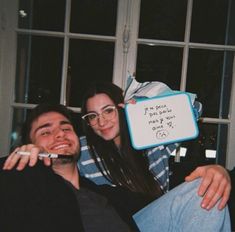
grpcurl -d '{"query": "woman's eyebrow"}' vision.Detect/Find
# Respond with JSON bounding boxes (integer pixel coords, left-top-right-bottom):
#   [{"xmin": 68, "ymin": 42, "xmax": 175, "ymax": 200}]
[
  {"xmin": 87, "ymin": 105, "xmax": 114, "ymax": 113},
  {"xmin": 101, "ymin": 104, "xmax": 114, "ymax": 110}
]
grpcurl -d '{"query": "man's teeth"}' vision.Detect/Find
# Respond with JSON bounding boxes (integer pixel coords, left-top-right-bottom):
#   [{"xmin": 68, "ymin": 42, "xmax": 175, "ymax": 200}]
[{"xmin": 53, "ymin": 144, "xmax": 69, "ymax": 150}]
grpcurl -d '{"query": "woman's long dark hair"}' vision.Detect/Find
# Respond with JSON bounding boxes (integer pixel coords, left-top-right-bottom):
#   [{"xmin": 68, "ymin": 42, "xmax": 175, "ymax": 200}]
[{"xmin": 81, "ymin": 82, "xmax": 163, "ymax": 200}]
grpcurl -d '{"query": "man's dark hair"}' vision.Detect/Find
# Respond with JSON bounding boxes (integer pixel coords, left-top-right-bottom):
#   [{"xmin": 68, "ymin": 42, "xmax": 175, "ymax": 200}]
[{"xmin": 21, "ymin": 103, "xmax": 76, "ymax": 144}]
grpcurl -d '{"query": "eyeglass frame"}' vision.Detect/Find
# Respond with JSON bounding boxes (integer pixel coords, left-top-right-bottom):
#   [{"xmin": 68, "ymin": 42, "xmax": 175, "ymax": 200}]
[{"xmin": 82, "ymin": 105, "xmax": 117, "ymax": 126}]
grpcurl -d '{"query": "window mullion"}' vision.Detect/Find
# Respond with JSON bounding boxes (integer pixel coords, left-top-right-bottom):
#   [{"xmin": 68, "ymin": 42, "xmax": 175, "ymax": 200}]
[
  {"xmin": 112, "ymin": 0, "xmax": 127, "ymax": 88},
  {"xmin": 124, "ymin": 0, "xmax": 141, "ymax": 88},
  {"xmin": 0, "ymin": 0, "xmax": 18, "ymax": 156},
  {"xmin": 226, "ymin": 55, "xmax": 235, "ymax": 169},
  {"xmin": 113, "ymin": 0, "xmax": 139, "ymax": 89},
  {"xmin": 180, "ymin": 0, "xmax": 193, "ymax": 91},
  {"xmin": 60, "ymin": 0, "xmax": 71, "ymax": 106}
]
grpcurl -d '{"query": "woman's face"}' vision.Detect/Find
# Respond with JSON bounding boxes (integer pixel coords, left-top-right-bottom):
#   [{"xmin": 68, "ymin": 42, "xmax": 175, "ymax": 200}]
[{"xmin": 85, "ymin": 93, "xmax": 121, "ymax": 146}]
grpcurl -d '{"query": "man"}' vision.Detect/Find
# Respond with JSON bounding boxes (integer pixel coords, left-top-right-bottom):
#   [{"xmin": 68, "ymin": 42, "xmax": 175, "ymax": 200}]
[
  {"xmin": 0, "ymin": 103, "xmax": 231, "ymax": 232},
  {"xmin": 0, "ymin": 104, "xmax": 134, "ymax": 231}
]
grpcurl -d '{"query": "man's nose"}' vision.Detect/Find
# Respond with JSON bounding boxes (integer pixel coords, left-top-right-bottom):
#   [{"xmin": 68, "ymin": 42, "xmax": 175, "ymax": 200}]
[{"xmin": 54, "ymin": 128, "xmax": 65, "ymax": 138}]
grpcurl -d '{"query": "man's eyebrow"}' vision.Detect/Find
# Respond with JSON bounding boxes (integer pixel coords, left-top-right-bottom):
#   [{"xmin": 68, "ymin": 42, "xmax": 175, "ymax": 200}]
[
  {"xmin": 33, "ymin": 120, "xmax": 72, "ymax": 135},
  {"xmin": 60, "ymin": 120, "xmax": 72, "ymax": 126},
  {"xmin": 33, "ymin": 123, "xmax": 51, "ymax": 135}
]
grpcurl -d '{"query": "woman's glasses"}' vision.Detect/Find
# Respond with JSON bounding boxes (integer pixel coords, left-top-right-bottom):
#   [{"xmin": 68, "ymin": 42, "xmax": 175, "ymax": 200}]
[{"xmin": 82, "ymin": 105, "xmax": 117, "ymax": 126}]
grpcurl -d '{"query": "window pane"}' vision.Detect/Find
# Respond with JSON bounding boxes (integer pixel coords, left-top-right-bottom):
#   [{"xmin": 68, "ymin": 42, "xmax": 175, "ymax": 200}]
[
  {"xmin": 139, "ymin": 0, "xmax": 187, "ymax": 41},
  {"xmin": 18, "ymin": 0, "xmax": 66, "ymax": 31},
  {"xmin": 191, "ymin": 0, "xmax": 235, "ymax": 45},
  {"xmin": 135, "ymin": 45, "xmax": 183, "ymax": 90},
  {"xmin": 10, "ymin": 108, "xmax": 29, "ymax": 151},
  {"xmin": 176, "ymin": 123, "xmax": 228, "ymax": 166},
  {"xmin": 15, "ymin": 35, "xmax": 64, "ymax": 104},
  {"xmin": 67, "ymin": 39, "xmax": 114, "ymax": 107},
  {"xmin": 70, "ymin": 0, "xmax": 117, "ymax": 36},
  {"xmin": 186, "ymin": 49, "xmax": 233, "ymax": 118}
]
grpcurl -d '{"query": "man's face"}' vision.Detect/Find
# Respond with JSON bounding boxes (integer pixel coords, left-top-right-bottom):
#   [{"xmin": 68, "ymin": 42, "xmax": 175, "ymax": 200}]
[{"xmin": 29, "ymin": 112, "xmax": 80, "ymax": 158}]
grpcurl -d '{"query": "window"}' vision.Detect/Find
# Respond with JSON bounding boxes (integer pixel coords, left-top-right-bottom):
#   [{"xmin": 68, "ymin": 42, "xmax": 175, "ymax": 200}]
[
  {"xmin": 133, "ymin": 0, "xmax": 235, "ymax": 168},
  {"xmin": 1, "ymin": 0, "xmax": 235, "ymax": 169}
]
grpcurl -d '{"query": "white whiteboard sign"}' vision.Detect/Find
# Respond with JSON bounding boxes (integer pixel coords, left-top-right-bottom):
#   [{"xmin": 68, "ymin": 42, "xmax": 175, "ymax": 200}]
[{"xmin": 125, "ymin": 93, "xmax": 199, "ymax": 150}]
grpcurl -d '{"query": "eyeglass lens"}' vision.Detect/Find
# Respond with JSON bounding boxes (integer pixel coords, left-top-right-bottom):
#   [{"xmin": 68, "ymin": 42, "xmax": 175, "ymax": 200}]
[{"xmin": 84, "ymin": 106, "xmax": 116, "ymax": 126}]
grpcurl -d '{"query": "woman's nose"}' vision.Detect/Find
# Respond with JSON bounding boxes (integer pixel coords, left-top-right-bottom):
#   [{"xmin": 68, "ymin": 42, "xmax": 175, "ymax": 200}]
[{"xmin": 97, "ymin": 114, "xmax": 107, "ymax": 126}]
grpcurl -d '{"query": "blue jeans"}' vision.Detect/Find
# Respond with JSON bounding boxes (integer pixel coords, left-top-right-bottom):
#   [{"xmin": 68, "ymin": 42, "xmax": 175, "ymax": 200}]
[{"xmin": 133, "ymin": 179, "xmax": 231, "ymax": 232}]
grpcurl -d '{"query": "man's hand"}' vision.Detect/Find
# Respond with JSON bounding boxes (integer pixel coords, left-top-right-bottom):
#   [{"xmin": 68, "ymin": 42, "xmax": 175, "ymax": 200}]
[
  {"xmin": 3, "ymin": 144, "xmax": 51, "ymax": 170},
  {"xmin": 185, "ymin": 165, "xmax": 231, "ymax": 210}
]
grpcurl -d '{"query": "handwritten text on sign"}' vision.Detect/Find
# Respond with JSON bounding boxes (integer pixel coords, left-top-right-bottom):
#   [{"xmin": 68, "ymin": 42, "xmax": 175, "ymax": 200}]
[{"xmin": 125, "ymin": 93, "xmax": 199, "ymax": 150}]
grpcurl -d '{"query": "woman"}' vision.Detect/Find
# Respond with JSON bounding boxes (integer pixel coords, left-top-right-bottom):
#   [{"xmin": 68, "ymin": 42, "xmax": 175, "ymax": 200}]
[
  {"xmin": 81, "ymin": 82, "xmax": 165, "ymax": 199},
  {"xmin": 79, "ymin": 81, "xmax": 231, "ymax": 210}
]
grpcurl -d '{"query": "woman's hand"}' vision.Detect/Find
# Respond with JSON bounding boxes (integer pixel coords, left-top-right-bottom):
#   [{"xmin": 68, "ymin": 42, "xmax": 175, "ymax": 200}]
[
  {"xmin": 118, "ymin": 99, "xmax": 136, "ymax": 108},
  {"xmin": 185, "ymin": 165, "xmax": 231, "ymax": 210},
  {"xmin": 3, "ymin": 144, "xmax": 51, "ymax": 170}
]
